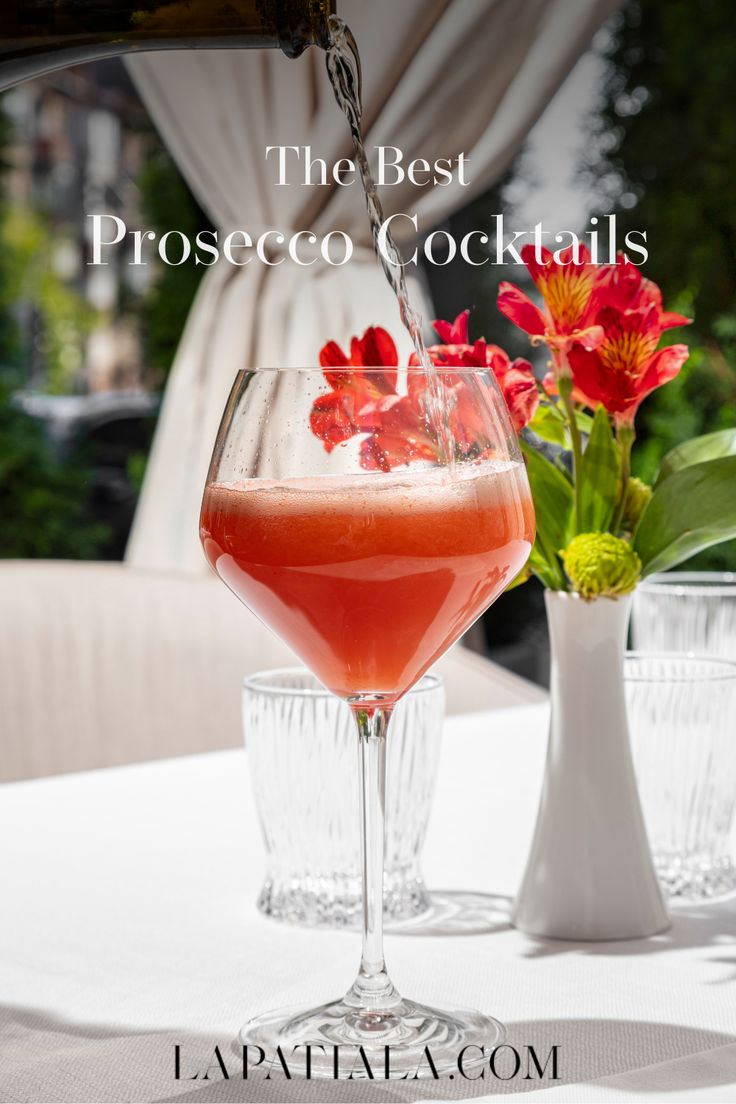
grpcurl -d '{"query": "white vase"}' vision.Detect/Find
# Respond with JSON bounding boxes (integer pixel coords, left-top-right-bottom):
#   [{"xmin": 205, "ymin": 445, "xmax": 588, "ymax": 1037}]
[{"xmin": 513, "ymin": 590, "xmax": 669, "ymax": 941}]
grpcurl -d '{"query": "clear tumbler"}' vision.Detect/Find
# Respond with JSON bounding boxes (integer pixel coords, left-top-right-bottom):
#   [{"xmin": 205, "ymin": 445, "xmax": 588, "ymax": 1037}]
[
  {"xmin": 632, "ymin": 572, "xmax": 736, "ymax": 659},
  {"xmin": 243, "ymin": 668, "xmax": 443, "ymax": 927},
  {"xmin": 625, "ymin": 652, "xmax": 736, "ymax": 900}
]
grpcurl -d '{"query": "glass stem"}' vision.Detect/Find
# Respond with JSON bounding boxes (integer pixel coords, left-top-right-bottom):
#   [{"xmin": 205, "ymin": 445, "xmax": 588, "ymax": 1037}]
[{"xmin": 345, "ymin": 704, "xmax": 401, "ymax": 1014}]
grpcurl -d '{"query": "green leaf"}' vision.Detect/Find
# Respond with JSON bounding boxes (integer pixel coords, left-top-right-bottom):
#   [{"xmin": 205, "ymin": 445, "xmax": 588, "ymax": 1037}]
[
  {"xmin": 578, "ymin": 405, "xmax": 621, "ymax": 533},
  {"xmin": 634, "ymin": 457, "xmax": 736, "ymax": 575},
  {"xmin": 575, "ymin": 409, "xmax": 594, "ymax": 436},
  {"xmin": 527, "ymin": 404, "xmax": 593, "ymax": 449},
  {"xmin": 522, "ymin": 441, "xmax": 574, "ymax": 548},
  {"xmin": 529, "ymin": 404, "xmax": 567, "ymax": 448},
  {"xmin": 522, "ymin": 440, "xmax": 574, "ymax": 589},
  {"xmin": 656, "ymin": 428, "xmax": 736, "ymax": 485},
  {"xmin": 529, "ymin": 542, "xmax": 566, "ymax": 590}
]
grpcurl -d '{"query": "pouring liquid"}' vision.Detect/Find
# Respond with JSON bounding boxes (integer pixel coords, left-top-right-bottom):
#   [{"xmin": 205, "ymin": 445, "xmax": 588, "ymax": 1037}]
[{"xmin": 325, "ymin": 16, "xmax": 455, "ymax": 466}]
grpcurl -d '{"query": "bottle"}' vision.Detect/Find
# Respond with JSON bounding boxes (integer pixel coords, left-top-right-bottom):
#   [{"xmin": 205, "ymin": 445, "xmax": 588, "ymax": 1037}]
[{"xmin": 0, "ymin": 1, "xmax": 336, "ymax": 91}]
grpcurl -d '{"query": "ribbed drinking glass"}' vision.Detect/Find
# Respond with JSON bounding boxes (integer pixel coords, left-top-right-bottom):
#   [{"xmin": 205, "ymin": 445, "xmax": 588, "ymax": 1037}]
[
  {"xmin": 632, "ymin": 572, "xmax": 736, "ymax": 659},
  {"xmin": 625, "ymin": 652, "xmax": 736, "ymax": 900},
  {"xmin": 244, "ymin": 668, "xmax": 443, "ymax": 927}
]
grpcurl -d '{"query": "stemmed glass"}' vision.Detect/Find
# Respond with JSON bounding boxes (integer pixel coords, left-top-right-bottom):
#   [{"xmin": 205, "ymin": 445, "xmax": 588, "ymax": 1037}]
[{"xmin": 199, "ymin": 366, "xmax": 535, "ymax": 1078}]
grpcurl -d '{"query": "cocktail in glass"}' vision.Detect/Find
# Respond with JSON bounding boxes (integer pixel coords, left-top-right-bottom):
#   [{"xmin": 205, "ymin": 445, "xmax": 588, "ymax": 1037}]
[{"xmin": 200, "ymin": 366, "xmax": 534, "ymax": 1078}]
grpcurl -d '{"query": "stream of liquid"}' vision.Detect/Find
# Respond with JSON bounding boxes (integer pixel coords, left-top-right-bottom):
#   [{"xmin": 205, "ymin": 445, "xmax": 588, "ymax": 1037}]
[{"xmin": 325, "ymin": 16, "xmax": 454, "ymax": 464}]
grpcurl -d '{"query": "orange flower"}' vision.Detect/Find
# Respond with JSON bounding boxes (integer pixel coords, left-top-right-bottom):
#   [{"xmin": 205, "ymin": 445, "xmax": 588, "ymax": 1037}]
[
  {"xmin": 500, "ymin": 249, "xmax": 691, "ymax": 424},
  {"xmin": 497, "ymin": 245, "xmax": 607, "ymax": 360},
  {"xmin": 566, "ymin": 302, "xmax": 690, "ymax": 426}
]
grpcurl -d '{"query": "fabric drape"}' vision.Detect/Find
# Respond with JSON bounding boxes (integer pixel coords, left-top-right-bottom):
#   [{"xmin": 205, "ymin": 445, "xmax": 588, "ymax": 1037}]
[{"xmin": 125, "ymin": 0, "xmax": 619, "ymax": 573}]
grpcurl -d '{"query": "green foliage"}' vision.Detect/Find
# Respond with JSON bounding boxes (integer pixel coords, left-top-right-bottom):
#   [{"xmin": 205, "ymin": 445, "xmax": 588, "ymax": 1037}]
[
  {"xmin": 588, "ymin": 0, "xmax": 736, "ymax": 569},
  {"xmin": 577, "ymin": 405, "xmax": 621, "ymax": 533},
  {"xmin": 528, "ymin": 404, "xmax": 568, "ymax": 448},
  {"xmin": 621, "ymin": 476, "xmax": 652, "ymax": 533},
  {"xmin": 655, "ymin": 427, "xmax": 736, "ymax": 483},
  {"xmin": 523, "ymin": 404, "xmax": 625, "ymax": 591},
  {"xmin": 630, "ymin": 342, "xmax": 736, "ymax": 569},
  {"xmin": 529, "ymin": 403, "xmax": 594, "ymax": 450},
  {"xmin": 520, "ymin": 439, "xmax": 572, "ymax": 590},
  {"xmin": 137, "ymin": 145, "xmax": 212, "ymax": 385},
  {"xmin": 0, "ymin": 98, "xmax": 207, "ymax": 561},
  {"xmin": 634, "ymin": 456, "xmax": 736, "ymax": 574},
  {"xmin": 632, "ymin": 429, "xmax": 736, "ymax": 574},
  {"xmin": 0, "ymin": 100, "xmax": 106, "ymax": 559},
  {"xmin": 523, "ymin": 406, "xmax": 736, "ymax": 591},
  {"xmin": 126, "ymin": 450, "xmax": 148, "ymax": 494},
  {"xmin": 590, "ymin": 0, "xmax": 736, "ymax": 331},
  {"xmin": 0, "ymin": 372, "xmax": 108, "ymax": 558},
  {"xmin": 2, "ymin": 208, "xmax": 97, "ymax": 392},
  {"xmin": 632, "ymin": 343, "xmax": 736, "ymax": 483}
]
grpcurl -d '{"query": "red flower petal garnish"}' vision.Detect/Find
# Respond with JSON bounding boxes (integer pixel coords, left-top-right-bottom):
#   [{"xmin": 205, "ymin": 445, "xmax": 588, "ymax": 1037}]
[
  {"xmin": 312, "ymin": 315, "xmax": 539, "ymax": 470},
  {"xmin": 310, "ymin": 390, "xmax": 363, "ymax": 452},
  {"xmin": 348, "ymin": 326, "xmax": 399, "ymax": 379},
  {"xmin": 432, "ymin": 310, "xmax": 471, "ymax": 345},
  {"xmin": 496, "ymin": 358, "xmax": 541, "ymax": 432}
]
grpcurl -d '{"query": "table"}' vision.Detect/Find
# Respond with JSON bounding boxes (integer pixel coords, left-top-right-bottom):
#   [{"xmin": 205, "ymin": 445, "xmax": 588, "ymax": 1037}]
[{"xmin": 1, "ymin": 704, "xmax": 735, "ymax": 1103}]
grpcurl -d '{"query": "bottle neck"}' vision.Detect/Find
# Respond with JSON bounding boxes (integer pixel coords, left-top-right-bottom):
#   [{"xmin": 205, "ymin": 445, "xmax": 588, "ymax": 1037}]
[
  {"xmin": 277, "ymin": 0, "xmax": 334, "ymax": 57},
  {"xmin": 0, "ymin": 1, "xmax": 336, "ymax": 91}
]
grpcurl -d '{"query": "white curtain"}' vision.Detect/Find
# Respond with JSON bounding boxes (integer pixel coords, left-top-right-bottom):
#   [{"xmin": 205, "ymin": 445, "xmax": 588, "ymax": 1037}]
[{"xmin": 125, "ymin": 0, "xmax": 618, "ymax": 573}]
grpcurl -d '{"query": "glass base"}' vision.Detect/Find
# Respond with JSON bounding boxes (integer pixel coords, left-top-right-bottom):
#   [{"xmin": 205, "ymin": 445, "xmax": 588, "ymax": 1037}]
[
  {"xmin": 257, "ymin": 872, "xmax": 431, "ymax": 929},
  {"xmin": 656, "ymin": 853, "xmax": 736, "ymax": 902},
  {"xmin": 240, "ymin": 996, "xmax": 505, "ymax": 1080}
]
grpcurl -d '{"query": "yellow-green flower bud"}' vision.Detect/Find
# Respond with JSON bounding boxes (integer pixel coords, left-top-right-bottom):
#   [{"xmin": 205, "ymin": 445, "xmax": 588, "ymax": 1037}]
[
  {"xmin": 622, "ymin": 477, "xmax": 653, "ymax": 533},
  {"xmin": 561, "ymin": 533, "xmax": 642, "ymax": 600}
]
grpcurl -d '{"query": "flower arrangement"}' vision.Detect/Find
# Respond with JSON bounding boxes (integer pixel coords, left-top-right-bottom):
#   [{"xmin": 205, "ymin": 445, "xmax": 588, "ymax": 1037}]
[
  {"xmin": 499, "ymin": 247, "xmax": 736, "ymax": 595},
  {"xmin": 312, "ymin": 249, "xmax": 736, "ymax": 599}
]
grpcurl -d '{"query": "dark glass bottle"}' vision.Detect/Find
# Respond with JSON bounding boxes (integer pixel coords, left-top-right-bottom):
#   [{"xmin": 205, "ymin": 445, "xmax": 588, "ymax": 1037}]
[{"xmin": 0, "ymin": 1, "xmax": 335, "ymax": 90}]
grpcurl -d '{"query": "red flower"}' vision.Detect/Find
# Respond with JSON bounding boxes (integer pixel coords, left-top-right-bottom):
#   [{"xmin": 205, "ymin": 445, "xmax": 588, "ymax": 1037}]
[
  {"xmin": 311, "ymin": 326, "xmax": 438, "ymax": 471},
  {"xmin": 598, "ymin": 259, "xmax": 691, "ymax": 332},
  {"xmin": 566, "ymin": 303, "xmax": 690, "ymax": 426},
  {"xmin": 498, "ymin": 248, "xmax": 691, "ymax": 424},
  {"xmin": 310, "ymin": 327, "xmax": 401, "ymax": 453},
  {"xmin": 497, "ymin": 245, "xmax": 607, "ymax": 357},
  {"xmin": 311, "ymin": 314, "xmax": 538, "ymax": 471},
  {"xmin": 412, "ymin": 311, "xmax": 539, "ymax": 432}
]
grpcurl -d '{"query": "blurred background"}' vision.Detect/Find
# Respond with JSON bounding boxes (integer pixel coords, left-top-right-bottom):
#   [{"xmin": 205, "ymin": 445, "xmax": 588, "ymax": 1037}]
[{"xmin": 1, "ymin": 0, "xmax": 734, "ymax": 687}]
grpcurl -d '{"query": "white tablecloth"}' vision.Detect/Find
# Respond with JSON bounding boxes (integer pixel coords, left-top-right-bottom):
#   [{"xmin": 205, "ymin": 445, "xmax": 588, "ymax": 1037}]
[{"xmin": 1, "ymin": 704, "xmax": 735, "ymax": 1103}]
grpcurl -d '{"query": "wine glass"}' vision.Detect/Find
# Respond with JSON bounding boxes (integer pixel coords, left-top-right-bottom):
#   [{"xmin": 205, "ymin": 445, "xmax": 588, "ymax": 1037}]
[{"xmin": 200, "ymin": 366, "xmax": 535, "ymax": 1079}]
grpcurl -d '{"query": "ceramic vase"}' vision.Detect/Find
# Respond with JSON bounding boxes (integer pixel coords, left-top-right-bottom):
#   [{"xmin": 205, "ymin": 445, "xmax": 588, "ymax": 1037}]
[{"xmin": 512, "ymin": 590, "xmax": 669, "ymax": 941}]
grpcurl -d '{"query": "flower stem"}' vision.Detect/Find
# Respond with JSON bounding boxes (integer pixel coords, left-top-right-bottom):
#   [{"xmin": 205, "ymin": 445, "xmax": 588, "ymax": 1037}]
[
  {"xmin": 558, "ymin": 374, "xmax": 583, "ymax": 535},
  {"xmin": 612, "ymin": 422, "xmax": 635, "ymax": 536},
  {"xmin": 543, "ymin": 395, "xmax": 568, "ymax": 422}
]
